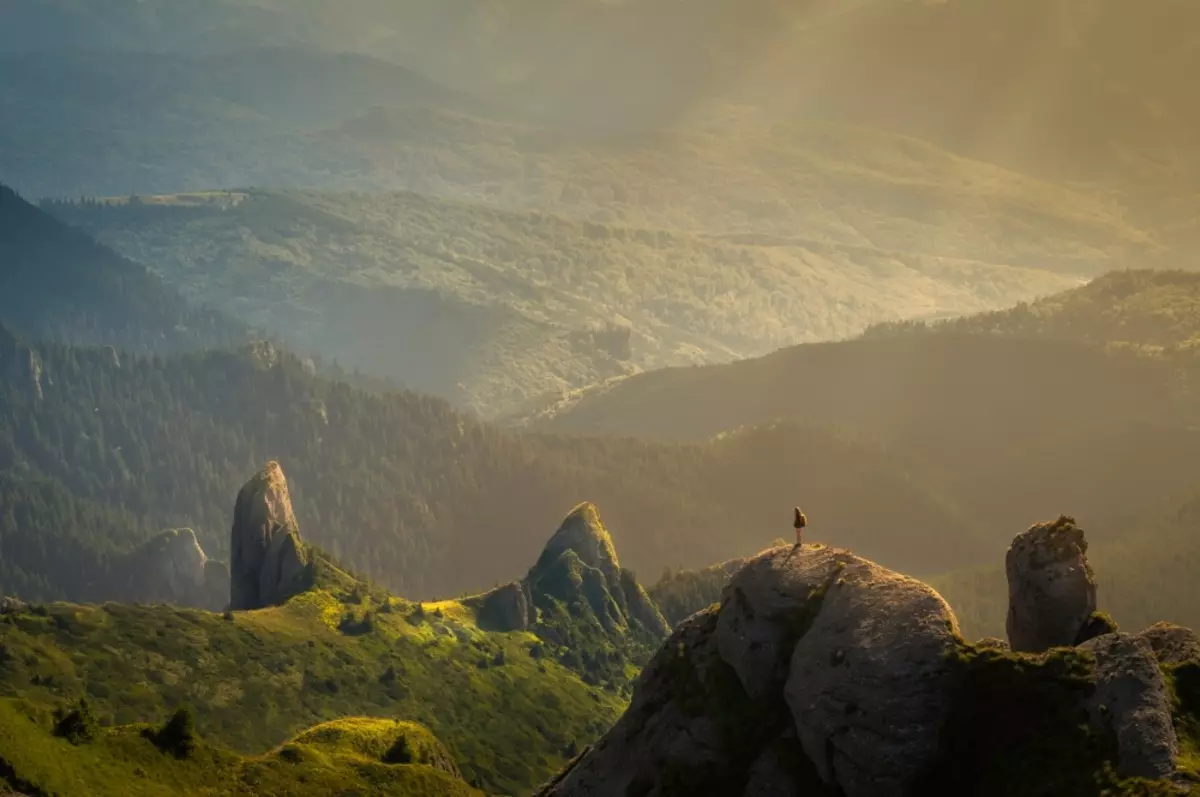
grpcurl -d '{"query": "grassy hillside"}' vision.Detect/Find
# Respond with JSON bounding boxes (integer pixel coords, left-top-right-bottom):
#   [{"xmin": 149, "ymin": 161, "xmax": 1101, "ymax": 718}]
[
  {"xmin": 0, "ymin": 699, "xmax": 480, "ymax": 796},
  {"xmin": 47, "ymin": 184, "xmax": 1088, "ymax": 415},
  {"xmin": 0, "ymin": 578, "xmax": 624, "ymax": 794}
]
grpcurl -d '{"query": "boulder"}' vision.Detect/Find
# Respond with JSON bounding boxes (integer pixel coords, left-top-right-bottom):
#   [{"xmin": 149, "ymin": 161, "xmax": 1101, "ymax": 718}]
[
  {"xmin": 229, "ymin": 461, "xmax": 311, "ymax": 610},
  {"xmin": 784, "ymin": 556, "xmax": 961, "ymax": 797},
  {"xmin": 1006, "ymin": 516, "xmax": 1097, "ymax": 653},
  {"xmin": 715, "ymin": 545, "xmax": 850, "ymax": 701},
  {"xmin": 1138, "ymin": 622, "xmax": 1200, "ymax": 666},
  {"xmin": 1080, "ymin": 633, "xmax": 1179, "ymax": 779}
]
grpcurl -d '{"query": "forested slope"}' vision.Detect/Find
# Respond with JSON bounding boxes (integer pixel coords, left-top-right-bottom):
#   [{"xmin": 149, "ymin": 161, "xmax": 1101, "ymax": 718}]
[
  {"xmin": 0, "ymin": 185, "xmax": 239, "ymax": 353},
  {"xmin": 0, "ymin": 322, "xmax": 995, "ymax": 602}
]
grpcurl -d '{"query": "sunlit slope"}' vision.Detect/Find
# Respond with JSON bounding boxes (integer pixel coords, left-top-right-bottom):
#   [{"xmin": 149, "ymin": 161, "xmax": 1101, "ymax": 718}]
[
  {"xmin": 0, "ymin": 699, "xmax": 481, "ymax": 797},
  {"xmin": 51, "ymin": 176, "xmax": 1092, "ymax": 416},
  {"xmin": 869, "ymin": 270, "xmax": 1200, "ymax": 351}
]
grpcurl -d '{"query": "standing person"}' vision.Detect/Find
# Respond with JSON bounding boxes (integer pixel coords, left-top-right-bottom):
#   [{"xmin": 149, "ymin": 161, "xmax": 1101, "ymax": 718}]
[{"xmin": 793, "ymin": 507, "xmax": 807, "ymax": 547}]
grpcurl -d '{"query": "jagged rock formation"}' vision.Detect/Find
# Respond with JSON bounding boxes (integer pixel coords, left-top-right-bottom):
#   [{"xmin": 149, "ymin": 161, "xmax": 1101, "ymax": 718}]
[
  {"xmin": 525, "ymin": 503, "xmax": 669, "ymax": 639},
  {"xmin": 540, "ymin": 526, "xmax": 1200, "ymax": 797},
  {"xmin": 468, "ymin": 503, "xmax": 669, "ymax": 687},
  {"xmin": 230, "ymin": 461, "xmax": 312, "ymax": 611},
  {"xmin": 1080, "ymin": 633, "xmax": 1179, "ymax": 779},
  {"xmin": 1006, "ymin": 515, "xmax": 1097, "ymax": 653}
]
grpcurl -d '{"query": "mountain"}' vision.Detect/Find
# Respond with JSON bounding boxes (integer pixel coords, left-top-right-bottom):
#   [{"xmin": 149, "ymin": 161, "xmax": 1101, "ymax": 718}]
[
  {"xmin": 0, "ymin": 184, "xmax": 239, "ymax": 353},
  {"xmin": 528, "ymin": 277, "xmax": 1200, "ymax": 558},
  {"xmin": 44, "ymin": 185, "xmax": 1092, "ymax": 416},
  {"xmin": 0, "ymin": 495, "xmax": 673, "ymax": 795}
]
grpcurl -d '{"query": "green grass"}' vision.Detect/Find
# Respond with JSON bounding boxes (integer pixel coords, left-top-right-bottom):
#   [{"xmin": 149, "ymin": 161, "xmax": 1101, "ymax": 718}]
[
  {"xmin": 0, "ymin": 697, "xmax": 481, "ymax": 796},
  {"xmin": 0, "ymin": 587, "xmax": 625, "ymax": 795}
]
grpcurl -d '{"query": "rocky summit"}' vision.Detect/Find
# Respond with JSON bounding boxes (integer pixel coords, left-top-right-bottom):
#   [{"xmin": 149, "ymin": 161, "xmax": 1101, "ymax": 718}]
[
  {"xmin": 229, "ymin": 461, "xmax": 312, "ymax": 611},
  {"xmin": 538, "ymin": 522, "xmax": 1200, "ymax": 797}
]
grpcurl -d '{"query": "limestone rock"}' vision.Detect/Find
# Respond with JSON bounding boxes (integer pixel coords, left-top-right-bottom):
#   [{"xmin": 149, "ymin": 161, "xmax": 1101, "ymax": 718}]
[
  {"xmin": 974, "ymin": 637, "xmax": 1010, "ymax": 651},
  {"xmin": 1080, "ymin": 633, "xmax": 1179, "ymax": 779},
  {"xmin": 1138, "ymin": 622, "xmax": 1200, "ymax": 666},
  {"xmin": 740, "ymin": 731, "xmax": 809, "ymax": 797},
  {"xmin": 1005, "ymin": 516, "xmax": 1096, "ymax": 653},
  {"xmin": 474, "ymin": 581, "xmax": 535, "ymax": 632},
  {"xmin": 230, "ymin": 461, "xmax": 311, "ymax": 610},
  {"xmin": 784, "ymin": 554, "xmax": 961, "ymax": 797}
]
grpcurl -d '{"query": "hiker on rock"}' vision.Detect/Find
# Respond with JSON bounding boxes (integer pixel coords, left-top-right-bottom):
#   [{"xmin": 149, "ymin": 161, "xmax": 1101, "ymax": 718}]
[{"xmin": 793, "ymin": 507, "xmax": 807, "ymax": 547}]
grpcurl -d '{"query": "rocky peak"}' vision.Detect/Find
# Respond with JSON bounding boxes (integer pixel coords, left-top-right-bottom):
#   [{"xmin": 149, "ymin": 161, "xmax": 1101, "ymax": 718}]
[
  {"xmin": 472, "ymin": 503, "xmax": 668, "ymax": 687},
  {"xmin": 229, "ymin": 461, "xmax": 312, "ymax": 611},
  {"xmin": 1005, "ymin": 515, "xmax": 1097, "ymax": 653},
  {"xmin": 534, "ymin": 502, "xmax": 621, "ymax": 579}
]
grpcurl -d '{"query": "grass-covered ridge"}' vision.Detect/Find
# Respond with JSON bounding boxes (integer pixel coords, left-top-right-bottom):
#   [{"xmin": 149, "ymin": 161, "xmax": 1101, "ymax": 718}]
[
  {"xmin": 0, "ymin": 697, "xmax": 481, "ymax": 796},
  {"xmin": 0, "ymin": 579, "xmax": 625, "ymax": 795}
]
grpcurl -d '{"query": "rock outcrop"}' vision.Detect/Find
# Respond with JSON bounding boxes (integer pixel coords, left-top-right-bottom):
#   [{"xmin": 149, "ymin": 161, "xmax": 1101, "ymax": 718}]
[
  {"xmin": 785, "ymin": 558, "xmax": 960, "ymax": 797},
  {"xmin": 475, "ymin": 581, "xmax": 535, "ymax": 632},
  {"xmin": 126, "ymin": 528, "xmax": 228, "ymax": 610},
  {"xmin": 1006, "ymin": 515, "xmax": 1097, "ymax": 653},
  {"xmin": 523, "ymin": 503, "xmax": 669, "ymax": 640},
  {"xmin": 540, "ymin": 520, "xmax": 1200, "ymax": 797},
  {"xmin": 230, "ymin": 461, "xmax": 312, "ymax": 611},
  {"xmin": 1139, "ymin": 622, "xmax": 1200, "ymax": 666},
  {"xmin": 540, "ymin": 545, "xmax": 960, "ymax": 797},
  {"xmin": 1080, "ymin": 633, "xmax": 1179, "ymax": 779}
]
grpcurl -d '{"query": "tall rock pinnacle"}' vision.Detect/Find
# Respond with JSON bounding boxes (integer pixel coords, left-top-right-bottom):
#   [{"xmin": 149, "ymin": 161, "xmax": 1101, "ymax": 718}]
[
  {"xmin": 229, "ymin": 461, "xmax": 311, "ymax": 610},
  {"xmin": 1005, "ymin": 515, "xmax": 1097, "ymax": 653}
]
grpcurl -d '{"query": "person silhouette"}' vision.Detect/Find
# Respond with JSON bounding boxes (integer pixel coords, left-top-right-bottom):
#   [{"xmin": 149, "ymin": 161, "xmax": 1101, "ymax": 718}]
[{"xmin": 793, "ymin": 507, "xmax": 807, "ymax": 547}]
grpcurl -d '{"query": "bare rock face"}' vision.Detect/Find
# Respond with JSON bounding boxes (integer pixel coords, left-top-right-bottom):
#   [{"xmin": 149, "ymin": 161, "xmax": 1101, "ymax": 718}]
[
  {"xmin": 1080, "ymin": 633, "xmax": 1179, "ymax": 779},
  {"xmin": 716, "ymin": 545, "xmax": 850, "ymax": 702},
  {"xmin": 541, "ymin": 546, "xmax": 960, "ymax": 797},
  {"xmin": 1006, "ymin": 516, "xmax": 1097, "ymax": 653},
  {"xmin": 784, "ymin": 557, "xmax": 961, "ymax": 797},
  {"xmin": 1138, "ymin": 623, "xmax": 1200, "ymax": 666},
  {"xmin": 474, "ymin": 581, "xmax": 535, "ymax": 632},
  {"xmin": 230, "ymin": 461, "xmax": 312, "ymax": 610},
  {"xmin": 535, "ymin": 608, "xmax": 755, "ymax": 797}
]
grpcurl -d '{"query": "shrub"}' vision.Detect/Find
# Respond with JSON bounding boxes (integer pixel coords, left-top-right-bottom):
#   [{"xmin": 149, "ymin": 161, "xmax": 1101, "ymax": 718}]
[
  {"xmin": 53, "ymin": 698, "xmax": 99, "ymax": 744},
  {"xmin": 382, "ymin": 734, "xmax": 414, "ymax": 765},
  {"xmin": 148, "ymin": 706, "xmax": 198, "ymax": 758}
]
